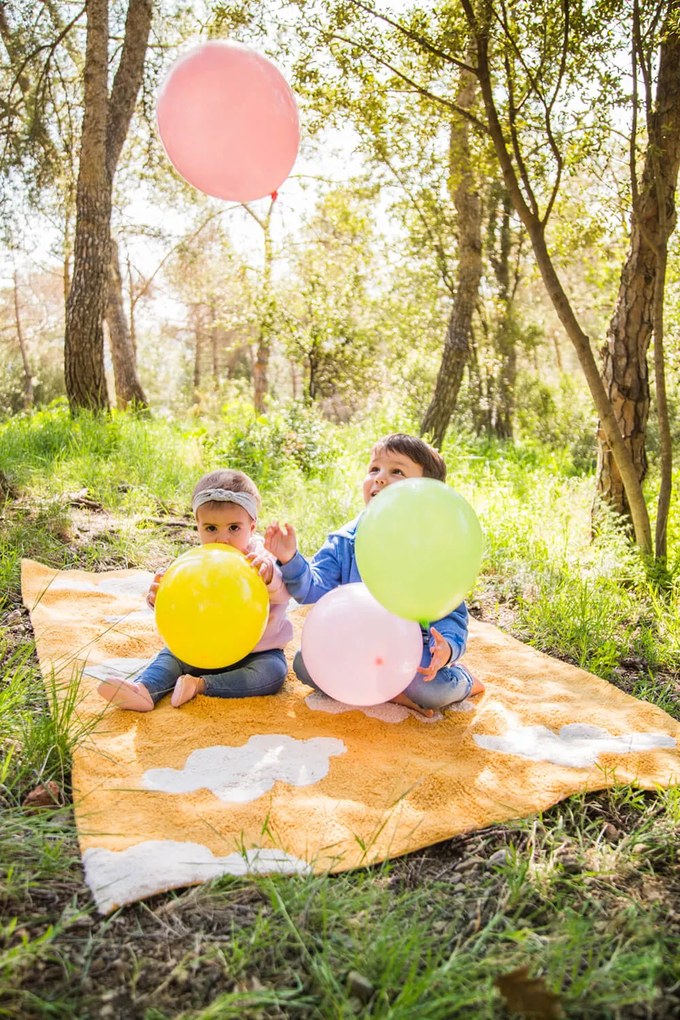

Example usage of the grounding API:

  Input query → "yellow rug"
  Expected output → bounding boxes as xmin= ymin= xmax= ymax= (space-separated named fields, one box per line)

xmin=21 ymin=558 xmax=680 ymax=914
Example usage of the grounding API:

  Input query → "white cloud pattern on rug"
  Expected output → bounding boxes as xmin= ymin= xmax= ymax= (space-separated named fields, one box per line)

xmin=304 ymin=691 xmax=451 ymax=723
xmin=83 ymin=840 xmax=311 ymax=914
xmin=474 ymin=722 xmax=676 ymax=768
xmin=104 ymin=610 xmax=154 ymax=623
xmin=49 ymin=573 xmax=153 ymax=597
xmin=83 ymin=657 xmax=151 ymax=681
xmin=143 ymin=734 xmax=347 ymax=802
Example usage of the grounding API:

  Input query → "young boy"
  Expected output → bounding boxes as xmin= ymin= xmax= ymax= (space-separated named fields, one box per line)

xmin=265 ymin=433 xmax=483 ymax=716
xmin=98 ymin=469 xmax=293 ymax=711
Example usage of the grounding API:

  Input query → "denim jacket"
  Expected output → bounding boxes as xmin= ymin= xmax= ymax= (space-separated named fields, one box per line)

xmin=279 ymin=515 xmax=468 ymax=661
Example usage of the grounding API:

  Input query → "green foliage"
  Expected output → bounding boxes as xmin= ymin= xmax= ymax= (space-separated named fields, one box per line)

xmin=210 ymin=400 xmax=342 ymax=486
xmin=513 ymin=374 xmax=598 ymax=474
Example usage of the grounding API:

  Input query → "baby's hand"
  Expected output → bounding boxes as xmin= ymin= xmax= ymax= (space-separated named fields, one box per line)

xmin=416 ymin=627 xmax=451 ymax=682
xmin=246 ymin=551 xmax=274 ymax=585
xmin=264 ymin=521 xmax=298 ymax=565
xmin=145 ymin=569 xmax=165 ymax=609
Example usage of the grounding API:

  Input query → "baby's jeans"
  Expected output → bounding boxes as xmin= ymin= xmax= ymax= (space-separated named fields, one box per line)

xmin=292 ymin=646 xmax=474 ymax=710
xmin=135 ymin=647 xmax=287 ymax=704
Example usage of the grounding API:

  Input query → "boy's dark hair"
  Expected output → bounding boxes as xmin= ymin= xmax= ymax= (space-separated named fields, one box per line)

xmin=372 ymin=433 xmax=447 ymax=481
xmin=192 ymin=469 xmax=261 ymax=515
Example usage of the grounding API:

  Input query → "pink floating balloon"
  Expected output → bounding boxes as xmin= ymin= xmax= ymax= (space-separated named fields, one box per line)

xmin=301 ymin=583 xmax=423 ymax=706
xmin=157 ymin=41 xmax=299 ymax=202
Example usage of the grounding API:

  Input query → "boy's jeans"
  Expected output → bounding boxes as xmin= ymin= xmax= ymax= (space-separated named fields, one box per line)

xmin=134 ymin=647 xmax=287 ymax=704
xmin=292 ymin=647 xmax=474 ymax=710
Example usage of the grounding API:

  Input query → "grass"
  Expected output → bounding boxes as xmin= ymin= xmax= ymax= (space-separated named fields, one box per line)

xmin=1 ymin=403 xmax=679 ymax=1018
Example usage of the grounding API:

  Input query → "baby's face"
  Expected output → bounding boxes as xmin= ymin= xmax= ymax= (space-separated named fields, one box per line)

xmin=195 ymin=503 xmax=255 ymax=553
xmin=362 ymin=448 xmax=424 ymax=504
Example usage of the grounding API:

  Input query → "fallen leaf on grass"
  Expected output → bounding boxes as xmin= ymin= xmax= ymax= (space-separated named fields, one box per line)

xmin=495 ymin=965 xmax=563 ymax=1018
xmin=22 ymin=780 xmax=63 ymax=809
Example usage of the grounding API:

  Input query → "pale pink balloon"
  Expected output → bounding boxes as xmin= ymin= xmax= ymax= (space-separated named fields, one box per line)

xmin=157 ymin=41 xmax=299 ymax=202
xmin=301 ymin=583 xmax=423 ymax=706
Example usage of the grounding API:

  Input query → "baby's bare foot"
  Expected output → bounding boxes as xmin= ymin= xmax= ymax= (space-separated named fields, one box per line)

xmin=171 ymin=674 xmax=206 ymax=708
xmin=469 ymin=676 xmax=485 ymax=697
xmin=389 ymin=692 xmax=435 ymax=718
xmin=97 ymin=677 xmax=154 ymax=712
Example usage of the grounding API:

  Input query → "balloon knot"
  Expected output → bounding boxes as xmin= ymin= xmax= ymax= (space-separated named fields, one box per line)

xmin=271 ymin=190 xmax=278 ymax=202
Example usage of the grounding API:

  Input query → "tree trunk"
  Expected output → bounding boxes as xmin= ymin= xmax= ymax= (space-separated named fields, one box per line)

xmin=466 ymin=0 xmax=653 ymax=552
xmin=421 ymin=69 xmax=482 ymax=447
xmin=105 ymin=237 xmax=148 ymax=409
xmin=596 ymin=13 xmax=680 ymax=523
xmin=193 ymin=315 xmax=203 ymax=398
xmin=63 ymin=0 xmax=152 ymax=413
xmin=253 ymin=230 xmax=274 ymax=413
xmin=489 ymin=190 xmax=516 ymax=439
xmin=63 ymin=0 xmax=111 ymax=412
xmin=12 ymin=270 xmax=33 ymax=409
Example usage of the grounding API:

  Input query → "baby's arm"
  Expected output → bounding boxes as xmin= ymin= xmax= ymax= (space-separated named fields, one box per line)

xmin=146 ymin=568 xmax=166 ymax=609
xmin=248 ymin=536 xmax=290 ymax=603
xmin=246 ymin=549 xmax=275 ymax=585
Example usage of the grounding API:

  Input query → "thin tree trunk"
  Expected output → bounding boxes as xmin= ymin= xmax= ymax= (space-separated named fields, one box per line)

xmin=12 ymin=270 xmax=33 ymax=409
xmin=421 ymin=69 xmax=481 ymax=448
xmin=211 ymin=318 xmax=219 ymax=385
xmin=253 ymin=225 xmax=273 ymax=413
xmin=193 ymin=317 xmax=202 ymax=399
xmin=105 ymin=237 xmax=148 ymax=409
xmin=466 ymin=0 xmax=653 ymax=552
xmin=489 ymin=190 xmax=516 ymax=439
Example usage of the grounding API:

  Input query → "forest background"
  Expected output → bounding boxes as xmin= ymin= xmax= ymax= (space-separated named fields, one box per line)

xmin=1 ymin=1 xmax=680 ymax=1017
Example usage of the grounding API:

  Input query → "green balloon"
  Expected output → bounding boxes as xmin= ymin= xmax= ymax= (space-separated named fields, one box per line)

xmin=355 ymin=478 xmax=483 ymax=623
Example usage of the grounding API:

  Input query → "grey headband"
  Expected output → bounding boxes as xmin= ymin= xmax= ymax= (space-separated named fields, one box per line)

xmin=192 ymin=488 xmax=258 ymax=520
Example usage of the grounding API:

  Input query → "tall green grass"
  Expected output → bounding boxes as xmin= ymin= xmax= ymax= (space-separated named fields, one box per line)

xmin=3 ymin=400 xmax=680 ymax=684
xmin=1 ymin=403 xmax=679 ymax=1017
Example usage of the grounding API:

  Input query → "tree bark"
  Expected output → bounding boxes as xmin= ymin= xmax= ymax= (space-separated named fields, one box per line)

xmin=253 ymin=223 xmax=274 ymax=413
xmin=63 ymin=0 xmax=110 ymax=412
xmin=63 ymin=0 xmax=152 ymax=413
xmin=489 ymin=189 xmax=516 ymax=439
xmin=596 ymin=13 xmax=680 ymax=524
xmin=421 ymin=68 xmax=482 ymax=447
xmin=105 ymin=237 xmax=148 ymax=409
xmin=12 ymin=269 xmax=33 ymax=409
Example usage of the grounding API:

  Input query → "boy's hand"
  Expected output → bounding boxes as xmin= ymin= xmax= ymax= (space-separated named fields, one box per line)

xmin=146 ymin=569 xmax=165 ymax=609
xmin=264 ymin=521 xmax=298 ymax=565
xmin=416 ymin=627 xmax=451 ymax=682
xmin=246 ymin=551 xmax=274 ymax=585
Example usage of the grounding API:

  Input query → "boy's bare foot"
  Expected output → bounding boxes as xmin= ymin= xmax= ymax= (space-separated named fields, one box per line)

xmin=171 ymin=674 xmax=206 ymax=708
xmin=97 ymin=677 xmax=154 ymax=712
xmin=470 ymin=676 xmax=485 ymax=697
xmin=389 ymin=692 xmax=435 ymax=718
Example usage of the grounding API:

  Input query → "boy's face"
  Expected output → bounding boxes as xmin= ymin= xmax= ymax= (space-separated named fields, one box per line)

xmin=362 ymin=447 xmax=424 ymax=504
xmin=195 ymin=503 xmax=256 ymax=553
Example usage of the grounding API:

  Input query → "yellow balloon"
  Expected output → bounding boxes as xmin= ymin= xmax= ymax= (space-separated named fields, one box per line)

xmin=154 ymin=543 xmax=269 ymax=668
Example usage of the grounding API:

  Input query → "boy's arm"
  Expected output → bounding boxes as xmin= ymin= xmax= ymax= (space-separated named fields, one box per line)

xmin=278 ymin=534 xmax=344 ymax=604
xmin=264 ymin=560 xmax=291 ymax=605
xmin=430 ymin=601 xmax=469 ymax=663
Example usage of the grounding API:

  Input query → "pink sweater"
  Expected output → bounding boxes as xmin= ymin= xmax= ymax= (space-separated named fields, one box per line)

xmin=248 ymin=534 xmax=294 ymax=652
